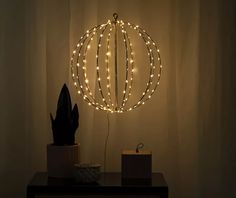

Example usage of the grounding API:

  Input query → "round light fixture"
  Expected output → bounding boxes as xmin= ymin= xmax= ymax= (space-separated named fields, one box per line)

xmin=71 ymin=13 xmax=163 ymax=113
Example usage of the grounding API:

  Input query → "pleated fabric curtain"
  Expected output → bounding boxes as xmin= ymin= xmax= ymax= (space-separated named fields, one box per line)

xmin=0 ymin=0 xmax=235 ymax=197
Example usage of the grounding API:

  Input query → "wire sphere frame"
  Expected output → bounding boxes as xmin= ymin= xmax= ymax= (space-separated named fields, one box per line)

xmin=70 ymin=13 xmax=163 ymax=113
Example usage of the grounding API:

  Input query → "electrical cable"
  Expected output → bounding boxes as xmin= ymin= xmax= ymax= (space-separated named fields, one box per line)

xmin=103 ymin=111 xmax=110 ymax=173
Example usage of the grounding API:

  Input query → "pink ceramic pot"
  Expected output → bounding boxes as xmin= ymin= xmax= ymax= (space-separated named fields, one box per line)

xmin=47 ymin=144 xmax=80 ymax=178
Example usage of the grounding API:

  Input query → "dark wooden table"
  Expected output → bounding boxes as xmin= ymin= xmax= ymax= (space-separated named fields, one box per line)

xmin=27 ymin=172 xmax=168 ymax=198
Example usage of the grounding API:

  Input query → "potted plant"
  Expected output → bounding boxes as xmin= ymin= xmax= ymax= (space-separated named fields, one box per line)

xmin=47 ymin=84 xmax=79 ymax=178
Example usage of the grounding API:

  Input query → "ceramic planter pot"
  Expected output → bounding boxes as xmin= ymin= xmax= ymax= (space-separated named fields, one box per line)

xmin=47 ymin=144 xmax=80 ymax=178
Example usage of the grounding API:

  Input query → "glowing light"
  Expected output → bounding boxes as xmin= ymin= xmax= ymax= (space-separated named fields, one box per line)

xmin=70 ymin=13 xmax=163 ymax=113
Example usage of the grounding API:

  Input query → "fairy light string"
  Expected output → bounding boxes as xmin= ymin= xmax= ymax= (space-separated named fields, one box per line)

xmin=70 ymin=13 xmax=163 ymax=113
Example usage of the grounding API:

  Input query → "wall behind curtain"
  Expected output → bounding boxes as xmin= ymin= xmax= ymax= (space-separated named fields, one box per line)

xmin=0 ymin=0 xmax=235 ymax=198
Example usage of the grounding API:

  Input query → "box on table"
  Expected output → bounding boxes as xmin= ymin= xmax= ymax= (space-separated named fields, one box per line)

xmin=121 ymin=150 xmax=152 ymax=180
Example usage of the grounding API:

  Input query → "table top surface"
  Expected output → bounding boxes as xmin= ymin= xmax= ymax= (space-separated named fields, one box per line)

xmin=28 ymin=172 xmax=168 ymax=188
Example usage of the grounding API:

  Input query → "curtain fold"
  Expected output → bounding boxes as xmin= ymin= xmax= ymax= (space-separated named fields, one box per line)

xmin=0 ymin=0 xmax=235 ymax=197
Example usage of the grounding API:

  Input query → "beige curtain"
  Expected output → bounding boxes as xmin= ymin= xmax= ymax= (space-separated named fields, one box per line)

xmin=0 ymin=0 xmax=235 ymax=197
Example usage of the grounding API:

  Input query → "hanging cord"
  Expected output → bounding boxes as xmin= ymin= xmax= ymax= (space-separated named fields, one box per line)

xmin=104 ymin=112 xmax=110 ymax=173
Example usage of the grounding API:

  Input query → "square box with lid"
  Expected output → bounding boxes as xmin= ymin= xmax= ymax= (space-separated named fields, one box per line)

xmin=121 ymin=150 xmax=152 ymax=179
